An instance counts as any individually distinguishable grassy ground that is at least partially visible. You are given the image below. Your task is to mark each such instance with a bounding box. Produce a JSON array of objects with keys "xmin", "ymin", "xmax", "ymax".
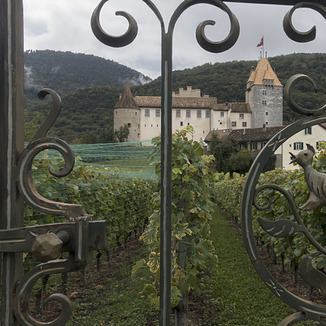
[
  {"xmin": 207, "ymin": 207, "xmax": 294, "ymax": 325},
  {"xmin": 38, "ymin": 207, "xmax": 319, "ymax": 325}
]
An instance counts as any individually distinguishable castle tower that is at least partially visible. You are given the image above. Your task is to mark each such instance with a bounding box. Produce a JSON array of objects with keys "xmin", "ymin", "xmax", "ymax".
[
  {"xmin": 245, "ymin": 58, "xmax": 283, "ymax": 128},
  {"xmin": 114, "ymin": 83, "xmax": 140, "ymax": 142}
]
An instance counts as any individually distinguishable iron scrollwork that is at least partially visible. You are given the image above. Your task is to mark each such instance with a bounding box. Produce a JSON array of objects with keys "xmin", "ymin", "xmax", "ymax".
[
  {"xmin": 91, "ymin": 0, "xmax": 240, "ymax": 323},
  {"xmin": 91, "ymin": 0, "xmax": 326, "ymax": 324},
  {"xmin": 241, "ymin": 2, "xmax": 326, "ymax": 324},
  {"xmin": 7, "ymin": 89, "xmax": 107, "ymax": 325},
  {"xmin": 242, "ymin": 73, "xmax": 326, "ymax": 324}
]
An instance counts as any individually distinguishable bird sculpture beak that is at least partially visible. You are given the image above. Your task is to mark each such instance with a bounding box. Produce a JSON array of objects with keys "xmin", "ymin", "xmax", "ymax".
[{"xmin": 289, "ymin": 152, "xmax": 296, "ymax": 164}]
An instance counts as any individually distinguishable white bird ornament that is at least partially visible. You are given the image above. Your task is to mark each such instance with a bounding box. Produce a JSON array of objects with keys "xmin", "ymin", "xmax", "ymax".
[{"xmin": 290, "ymin": 144, "xmax": 326, "ymax": 210}]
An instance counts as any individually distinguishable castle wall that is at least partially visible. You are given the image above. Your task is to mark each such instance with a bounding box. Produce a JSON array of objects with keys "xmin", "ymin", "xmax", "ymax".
[
  {"xmin": 114, "ymin": 108, "xmax": 140, "ymax": 142},
  {"xmin": 139, "ymin": 107, "xmax": 211, "ymax": 143}
]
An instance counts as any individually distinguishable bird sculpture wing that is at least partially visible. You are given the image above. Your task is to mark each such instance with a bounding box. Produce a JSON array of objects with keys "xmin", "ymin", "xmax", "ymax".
[{"xmin": 300, "ymin": 191, "xmax": 323, "ymax": 211}]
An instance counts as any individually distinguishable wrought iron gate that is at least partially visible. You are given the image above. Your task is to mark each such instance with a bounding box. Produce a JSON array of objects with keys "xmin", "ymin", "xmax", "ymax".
[
  {"xmin": 1, "ymin": 0, "xmax": 326, "ymax": 325},
  {"xmin": 0, "ymin": 1, "xmax": 106, "ymax": 325}
]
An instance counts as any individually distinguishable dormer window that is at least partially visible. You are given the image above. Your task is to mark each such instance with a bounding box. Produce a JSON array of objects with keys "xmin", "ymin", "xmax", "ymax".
[{"xmin": 305, "ymin": 127, "xmax": 312, "ymax": 135}]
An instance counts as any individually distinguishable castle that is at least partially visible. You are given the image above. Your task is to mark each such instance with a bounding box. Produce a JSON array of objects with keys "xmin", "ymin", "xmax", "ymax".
[{"xmin": 114, "ymin": 58, "xmax": 283, "ymax": 143}]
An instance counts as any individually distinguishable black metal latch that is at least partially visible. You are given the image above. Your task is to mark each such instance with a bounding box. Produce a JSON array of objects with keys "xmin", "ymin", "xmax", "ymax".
[{"xmin": 6, "ymin": 217, "xmax": 106, "ymax": 325}]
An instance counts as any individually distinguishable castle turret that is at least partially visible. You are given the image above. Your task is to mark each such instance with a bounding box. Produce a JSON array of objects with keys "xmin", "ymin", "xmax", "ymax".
[
  {"xmin": 114, "ymin": 84, "xmax": 140, "ymax": 142},
  {"xmin": 245, "ymin": 58, "xmax": 283, "ymax": 128}
]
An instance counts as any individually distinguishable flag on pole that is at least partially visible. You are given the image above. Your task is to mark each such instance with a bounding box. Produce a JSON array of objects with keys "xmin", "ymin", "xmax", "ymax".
[{"xmin": 257, "ymin": 36, "xmax": 264, "ymax": 47}]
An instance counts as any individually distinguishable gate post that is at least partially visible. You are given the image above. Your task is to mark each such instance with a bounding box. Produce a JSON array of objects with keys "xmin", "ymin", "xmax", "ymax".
[{"xmin": 0, "ymin": 1, "xmax": 24, "ymax": 325}]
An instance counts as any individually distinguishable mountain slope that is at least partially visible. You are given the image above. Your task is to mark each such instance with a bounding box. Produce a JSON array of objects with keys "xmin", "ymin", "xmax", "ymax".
[
  {"xmin": 133, "ymin": 53, "xmax": 326, "ymax": 122},
  {"xmin": 25, "ymin": 52, "xmax": 326, "ymax": 143},
  {"xmin": 24, "ymin": 50, "xmax": 151, "ymax": 106}
]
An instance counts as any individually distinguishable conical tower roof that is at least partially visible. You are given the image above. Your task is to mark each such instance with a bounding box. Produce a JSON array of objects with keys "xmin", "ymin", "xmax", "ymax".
[
  {"xmin": 114, "ymin": 83, "xmax": 139, "ymax": 109},
  {"xmin": 247, "ymin": 58, "xmax": 282, "ymax": 87}
]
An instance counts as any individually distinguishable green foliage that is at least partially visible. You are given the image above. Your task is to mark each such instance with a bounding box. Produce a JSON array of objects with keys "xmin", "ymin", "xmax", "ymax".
[
  {"xmin": 209, "ymin": 133, "xmax": 241, "ymax": 174},
  {"xmin": 114, "ymin": 124, "xmax": 130, "ymax": 142},
  {"xmin": 228, "ymin": 148, "xmax": 252, "ymax": 175},
  {"xmin": 25, "ymin": 86, "xmax": 120, "ymax": 143},
  {"xmin": 214, "ymin": 143, "xmax": 326, "ymax": 271},
  {"xmin": 136, "ymin": 126, "xmax": 217, "ymax": 309},
  {"xmin": 25, "ymin": 156, "xmax": 156, "ymax": 246}
]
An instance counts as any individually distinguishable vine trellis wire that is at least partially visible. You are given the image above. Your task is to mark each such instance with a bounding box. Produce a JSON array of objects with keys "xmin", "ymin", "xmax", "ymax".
[{"xmin": 91, "ymin": 0, "xmax": 326, "ymax": 325}]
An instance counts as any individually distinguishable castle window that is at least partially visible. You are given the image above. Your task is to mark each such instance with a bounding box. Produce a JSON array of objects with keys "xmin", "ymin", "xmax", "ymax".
[
  {"xmin": 231, "ymin": 121, "xmax": 236, "ymax": 127},
  {"xmin": 266, "ymin": 111, "xmax": 268, "ymax": 116},
  {"xmin": 186, "ymin": 109, "xmax": 191, "ymax": 118},
  {"xmin": 262, "ymin": 89, "xmax": 267, "ymax": 96},
  {"xmin": 262, "ymin": 100, "xmax": 267, "ymax": 106},
  {"xmin": 294, "ymin": 142, "xmax": 304, "ymax": 150},
  {"xmin": 145, "ymin": 109, "xmax": 150, "ymax": 117},
  {"xmin": 242, "ymin": 122, "xmax": 247, "ymax": 127},
  {"xmin": 239, "ymin": 113, "xmax": 244, "ymax": 119},
  {"xmin": 176, "ymin": 109, "xmax": 181, "ymax": 118},
  {"xmin": 127, "ymin": 123, "xmax": 131, "ymax": 128},
  {"xmin": 205, "ymin": 110, "xmax": 210, "ymax": 118},
  {"xmin": 197, "ymin": 110, "xmax": 202, "ymax": 118},
  {"xmin": 156, "ymin": 109, "xmax": 160, "ymax": 117},
  {"xmin": 251, "ymin": 142, "xmax": 258, "ymax": 150},
  {"xmin": 180, "ymin": 122, "xmax": 183, "ymax": 126},
  {"xmin": 220, "ymin": 112, "xmax": 224, "ymax": 117},
  {"xmin": 265, "ymin": 121, "xmax": 269, "ymax": 126},
  {"xmin": 305, "ymin": 127, "xmax": 312, "ymax": 135}
]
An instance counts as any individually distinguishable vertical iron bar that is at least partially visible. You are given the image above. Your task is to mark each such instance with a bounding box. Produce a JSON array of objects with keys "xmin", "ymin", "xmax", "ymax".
[
  {"xmin": 160, "ymin": 33, "xmax": 172, "ymax": 326},
  {"xmin": 0, "ymin": 1, "xmax": 24, "ymax": 325}
]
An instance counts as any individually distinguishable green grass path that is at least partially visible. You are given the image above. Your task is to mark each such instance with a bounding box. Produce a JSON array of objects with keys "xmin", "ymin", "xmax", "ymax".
[{"xmin": 207, "ymin": 207, "xmax": 295, "ymax": 326}]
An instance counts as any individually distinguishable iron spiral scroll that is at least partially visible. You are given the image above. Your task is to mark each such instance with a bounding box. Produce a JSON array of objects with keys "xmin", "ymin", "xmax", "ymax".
[
  {"xmin": 91, "ymin": 0, "xmax": 240, "ymax": 323},
  {"xmin": 11, "ymin": 89, "xmax": 106, "ymax": 325},
  {"xmin": 91, "ymin": 0, "xmax": 326, "ymax": 324},
  {"xmin": 242, "ymin": 72, "xmax": 326, "ymax": 325}
]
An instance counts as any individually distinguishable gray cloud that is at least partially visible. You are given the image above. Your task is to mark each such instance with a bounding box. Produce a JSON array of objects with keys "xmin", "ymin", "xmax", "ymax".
[{"xmin": 24, "ymin": 0, "xmax": 326, "ymax": 79}]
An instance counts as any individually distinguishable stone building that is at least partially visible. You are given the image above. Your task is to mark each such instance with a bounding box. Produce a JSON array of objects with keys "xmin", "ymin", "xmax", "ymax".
[
  {"xmin": 246, "ymin": 58, "xmax": 283, "ymax": 128},
  {"xmin": 114, "ymin": 58, "xmax": 283, "ymax": 143}
]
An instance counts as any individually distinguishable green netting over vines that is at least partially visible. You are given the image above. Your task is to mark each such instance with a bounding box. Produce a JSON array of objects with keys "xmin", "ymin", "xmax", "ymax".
[{"xmin": 33, "ymin": 140, "xmax": 158, "ymax": 180}]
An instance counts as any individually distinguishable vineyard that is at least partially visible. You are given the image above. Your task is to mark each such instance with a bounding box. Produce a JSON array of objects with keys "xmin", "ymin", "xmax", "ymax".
[
  {"xmin": 214, "ymin": 144, "xmax": 326, "ymax": 303},
  {"xmin": 23, "ymin": 137, "xmax": 326, "ymax": 325}
]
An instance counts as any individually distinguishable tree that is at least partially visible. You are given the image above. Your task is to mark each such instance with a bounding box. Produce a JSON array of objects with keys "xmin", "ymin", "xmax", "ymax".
[
  {"xmin": 79, "ymin": 130, "xmax": 98, "ymax": 144},
  {"xmin": 209, "ymin": 133, "xmax": 238, "ymax": 173},
  {"xmin": 133, "ymin": 126, "xmax": 217, "ymax": 325},
  {"xmin": 228, "ymin": 148, "xmax": 252, "ymax": 175},
  {"xmin": 114, "ymin": 124, "xmax": 129, "ymax": 142},
  {"xmin": 99, "ymin": 126, "xmax": 115, "ymax": 143}
]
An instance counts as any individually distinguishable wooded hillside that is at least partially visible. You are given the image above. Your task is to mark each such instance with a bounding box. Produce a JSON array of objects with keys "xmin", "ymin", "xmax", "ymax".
[{"xmin": 25, "ymin": 52, "xmax": 326, "ymax": 143}]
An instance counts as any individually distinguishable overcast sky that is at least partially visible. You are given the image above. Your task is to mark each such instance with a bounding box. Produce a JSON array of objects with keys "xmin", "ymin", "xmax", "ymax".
[{"xmin": 23, "ymin": 0, "xmax": 325, "ymax": 80}]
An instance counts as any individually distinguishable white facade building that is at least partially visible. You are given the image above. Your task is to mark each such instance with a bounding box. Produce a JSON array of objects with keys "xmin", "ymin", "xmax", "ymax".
[{"xmin": 114, "ymin": 58, "xmax": 283, "ymax": 143}]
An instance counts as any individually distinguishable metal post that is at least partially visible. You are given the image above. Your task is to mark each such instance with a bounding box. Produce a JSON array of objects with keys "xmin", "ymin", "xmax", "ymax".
[
  {"xmin": 0, "ymin": 1, "xmax": 24, "ymax": 325},
  {"xmin": 160, "ymin": 33, "xmax": 172, "ymax": 326}
]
